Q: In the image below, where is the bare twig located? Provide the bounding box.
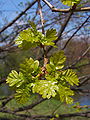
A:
[1,108,90,119]
[38,0,48,70]
[32,111,90,118]
[71,88,90,93]
[52,7,90,13]
[1,96,14,108]
[0,0,37,34]
[42,0,90,13]
[14,98,46,112]
[65,46,90,69]
[0,78,6,85]
[62,15,90,50]
[78,75,90,87]
[47,11,74,53]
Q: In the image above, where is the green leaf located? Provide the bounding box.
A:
[15,87,31,103]
[61,69,79,86]
[58,84,74,104]
[20,58,40,81]
[29,21,37,31]
[61,0,81,6]
[50,51,66,70]
[46,29,57,41]
[32,80,59,99]
[46,64,56,73]
[20,58,39,73]
[20,40,38,50]
[15,23,57,49]
[6,70,25,88]
[15,28,40,49]
[42,29,57,47]
[6,49,79,104]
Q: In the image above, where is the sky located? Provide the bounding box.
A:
[0,0,35,27]
[0,0,90,35]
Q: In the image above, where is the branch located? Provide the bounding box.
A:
[0,0,37,34]
[74,105,90,109]
[65,45,90,69]
[32,111,90,118]
[71,88,90,93]
[52,7,90,13]
[0,78,6,85]
[38,0,48,71]
[1,96,14,108]
[14,98,46,112]
[42,0,90,13]
[1,108,90,119]
[62,15,90,50]
[78,75,90,87]
[47,11,73,53]
[70,63,90,70]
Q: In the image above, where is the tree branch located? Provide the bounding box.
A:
[42,0,90,13]
[65,45,90,69]
[0,0,37,34]
[14,98,46,112]
[62,15,90,50]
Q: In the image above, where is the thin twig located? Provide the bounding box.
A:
[62,15,90,50]
[14,98,46,112]
[1,96,14,108]
[38,0,48,69]
[42,0,90,13]
[0,0,37,34]
[47,11,74,53]
[65,46,90,69]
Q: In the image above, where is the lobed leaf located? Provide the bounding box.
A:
[61,0,81,6]
[15,87,31,104]
[61,69,79,86]
[6,70,25,88]
[45,29,57,43]
[58,84,74,104]
[32,80,59,99]
[50,51,66,70]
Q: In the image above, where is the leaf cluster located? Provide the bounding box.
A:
[15,22,57,49]
[6,51,79,104]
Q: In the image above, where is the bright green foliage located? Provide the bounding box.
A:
[58,84,74,104]
[32,80,58,99]
[46,51,66,73]
[61,69,79,86]
[6,51,79,104]
[6,70,25,88]
[6,24,79,104]
[15,22,57,49]
[15,87,31,103]
[50,51,66,70]
[61,0,81,6]
[20,58,40,78]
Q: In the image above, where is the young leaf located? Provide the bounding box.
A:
[20,58,39,73]
[50,51,66,70]
[61,0,81,6]
[61,69,79,86]
[32,80,59,99]
[15,87,31,104]
[46,29,57,41]
[15,28,40,49]
[6,70,25,88]
[20,58,40,81]
[58,84,74,104]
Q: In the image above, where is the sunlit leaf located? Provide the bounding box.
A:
[32,80,59,99]
[61,0,81,6]
[6,70,25,88]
